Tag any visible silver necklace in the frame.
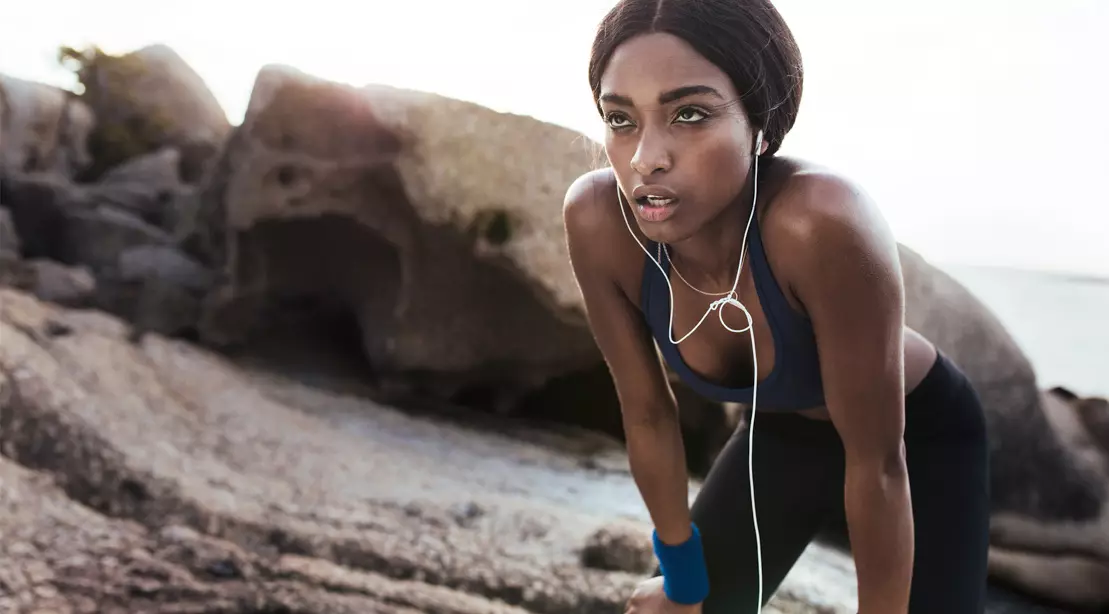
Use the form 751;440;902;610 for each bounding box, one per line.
659;242;746;298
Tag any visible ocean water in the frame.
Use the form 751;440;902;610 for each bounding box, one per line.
945;264;1108;398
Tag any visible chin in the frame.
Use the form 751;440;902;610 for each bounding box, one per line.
634;212;697;245
636;221;693;246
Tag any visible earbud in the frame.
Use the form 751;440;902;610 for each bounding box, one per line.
755;129;764;156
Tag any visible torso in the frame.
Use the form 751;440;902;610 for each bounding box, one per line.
596;158;937;421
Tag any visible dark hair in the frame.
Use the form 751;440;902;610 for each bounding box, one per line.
588;0;803;157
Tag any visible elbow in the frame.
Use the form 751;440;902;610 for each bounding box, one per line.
848;440;908;486
880;440;908;480
621;399;679;432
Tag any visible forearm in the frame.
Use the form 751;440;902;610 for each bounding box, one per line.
623;411;693;544
845;448;914;614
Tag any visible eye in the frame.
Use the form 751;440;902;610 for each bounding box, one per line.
605;112;634;130
674;106;708;123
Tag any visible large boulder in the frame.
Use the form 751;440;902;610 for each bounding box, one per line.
60;44;230;182
189;65;603;405
181;67;730;473
0;73;95;177
899;245;1109;609
984;386;1109;610
899;244;1108;531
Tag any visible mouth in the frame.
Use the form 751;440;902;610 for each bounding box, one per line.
635;195;680;222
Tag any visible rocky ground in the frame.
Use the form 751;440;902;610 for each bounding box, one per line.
0;288;860;613
0;453;541;614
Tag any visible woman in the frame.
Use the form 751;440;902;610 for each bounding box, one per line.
563;1;991;612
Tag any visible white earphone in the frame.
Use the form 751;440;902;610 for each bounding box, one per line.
617;127;767;612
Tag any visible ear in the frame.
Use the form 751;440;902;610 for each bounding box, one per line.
759;139;770;155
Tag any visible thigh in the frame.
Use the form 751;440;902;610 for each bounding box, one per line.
905;372;991;613
689;413;845;613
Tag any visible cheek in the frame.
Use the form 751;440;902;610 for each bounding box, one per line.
603;135;632;165
688;137;746;195
603;138;635;189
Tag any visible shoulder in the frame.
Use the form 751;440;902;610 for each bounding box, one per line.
762;159;902;304
765;160;889;250
563;167;649;302
563;167;619;233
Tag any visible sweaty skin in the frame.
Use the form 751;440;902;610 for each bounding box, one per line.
564;32;937;613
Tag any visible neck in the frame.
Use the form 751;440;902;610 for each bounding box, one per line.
667;185;756;293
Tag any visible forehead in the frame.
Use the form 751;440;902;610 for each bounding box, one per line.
599;32;736;102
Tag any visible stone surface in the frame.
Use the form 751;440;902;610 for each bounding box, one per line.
61;44;230;182
1;170;214;335
0;73;95;177
899;246;1109;563
580;522;654;573
87;146;190;230
0;452;541;613
0;255;96;307
189;65;601;393
0;287;856;614
0;206;20;256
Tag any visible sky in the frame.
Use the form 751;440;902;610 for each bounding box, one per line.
2;0;1106;277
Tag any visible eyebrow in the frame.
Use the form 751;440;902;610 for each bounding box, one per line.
599;84;725;107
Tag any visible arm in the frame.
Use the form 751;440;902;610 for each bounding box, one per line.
787;175;913;613
563;172;694;547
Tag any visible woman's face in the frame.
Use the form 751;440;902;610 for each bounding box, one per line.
598;32;760;244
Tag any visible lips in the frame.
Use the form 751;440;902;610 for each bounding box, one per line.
632;184;680;222
632;184;679;201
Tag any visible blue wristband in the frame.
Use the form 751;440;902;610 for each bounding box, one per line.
652;523;710;604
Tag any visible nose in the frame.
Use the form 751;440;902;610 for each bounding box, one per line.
630;128;672;176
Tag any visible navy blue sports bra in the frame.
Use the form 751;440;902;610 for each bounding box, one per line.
640;209;826;411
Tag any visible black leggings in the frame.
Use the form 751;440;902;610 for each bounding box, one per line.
669;352;991;613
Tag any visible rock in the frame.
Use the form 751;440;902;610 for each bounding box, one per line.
899;245;1109;536
987;546;1109;612
580;523;653;573
57;206;173;272
0;73;95;177
0;448;538;613
180;66;733;475
89;147;190;229
0;255;96;307
0;170;215;336
1;159;191;262
0;287;852;614
60;44;230;182
190;65;602;402
0;206;19;256
87;238;215;339
117;244;213;291
1075;395;1109;454
0;171;88;260
898;245;1109;610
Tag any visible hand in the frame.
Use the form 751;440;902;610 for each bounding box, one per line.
625;577;703;614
